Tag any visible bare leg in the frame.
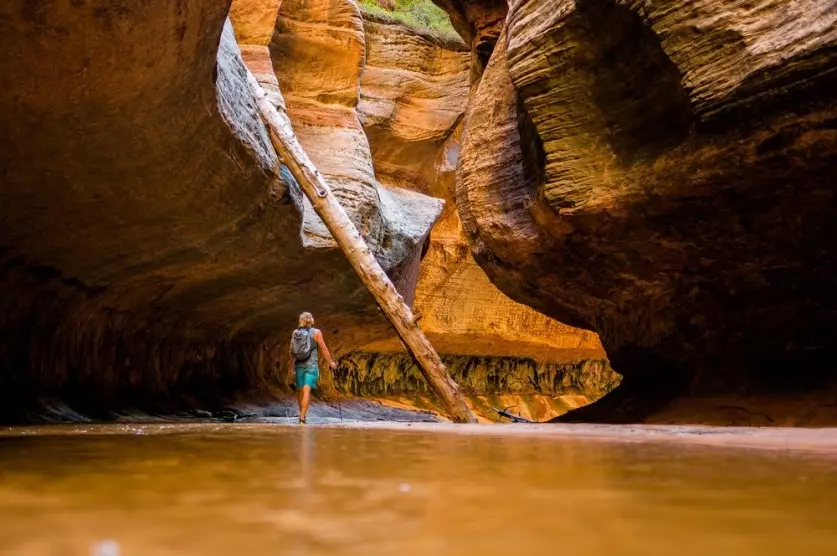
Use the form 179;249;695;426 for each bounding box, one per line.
297;387;304;421
300;385;312;422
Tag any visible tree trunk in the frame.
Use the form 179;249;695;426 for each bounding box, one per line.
245;70;477;423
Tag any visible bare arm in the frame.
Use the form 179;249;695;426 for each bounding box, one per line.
313;329;336;369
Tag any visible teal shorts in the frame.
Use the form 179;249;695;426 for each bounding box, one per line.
294;365;319;390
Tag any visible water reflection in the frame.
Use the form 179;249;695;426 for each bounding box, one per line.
0;424;835;555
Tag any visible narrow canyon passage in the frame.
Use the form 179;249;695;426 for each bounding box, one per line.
0;0;836;421
2;0;837;553
0;0;617;424
0;0;835;421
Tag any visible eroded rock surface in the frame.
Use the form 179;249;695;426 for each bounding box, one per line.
431;0;507;79
0;1;439;419
356;16;599;360
455;0;837;422
228;1;612;418
336;352;618;421
270;0;444;294
359;14;469;194
350;14;612;418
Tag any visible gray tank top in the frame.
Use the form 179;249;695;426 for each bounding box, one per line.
295;327;318;368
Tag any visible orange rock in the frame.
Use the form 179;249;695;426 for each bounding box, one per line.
232;0;610;408
355;17;606;366
229;0;281;45
0;1;442;415
454;0;837;422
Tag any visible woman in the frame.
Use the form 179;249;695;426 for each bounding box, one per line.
289;312;336;424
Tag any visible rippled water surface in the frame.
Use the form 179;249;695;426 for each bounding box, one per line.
1;423;836;555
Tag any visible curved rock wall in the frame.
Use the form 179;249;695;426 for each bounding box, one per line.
0;1;440;419
228;0;613;418
350;13;612;418
430;0;507;79
356;15;602;362
0;0;631;421
270;0;444;295
455;0;837;422
359;14;470;195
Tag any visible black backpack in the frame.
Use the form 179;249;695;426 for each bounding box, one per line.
290;328;314;362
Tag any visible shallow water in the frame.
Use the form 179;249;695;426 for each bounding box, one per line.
1;423;836;555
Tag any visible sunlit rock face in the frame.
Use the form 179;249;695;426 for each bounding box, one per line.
229;0;611;417
336;352;619;422
353;16;606;371
0;1;440;419
230;0;281;45
359;14;470;196
269;0;444;296
454;0;837;422
352;15;612;420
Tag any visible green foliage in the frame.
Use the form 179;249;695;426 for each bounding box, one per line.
358;0;460;41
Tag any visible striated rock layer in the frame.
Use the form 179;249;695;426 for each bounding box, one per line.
351;13;612;417
336;351;619;421
228;0;612;418
431;0;508;80
0;0;620;421
269;0;445;301
454;0;837;423
0;1;440;420
359;13;470;195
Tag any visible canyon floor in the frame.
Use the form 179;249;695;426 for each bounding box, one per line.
2;421;837;555
9;406;837;454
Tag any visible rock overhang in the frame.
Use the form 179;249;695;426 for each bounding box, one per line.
0;0;445;415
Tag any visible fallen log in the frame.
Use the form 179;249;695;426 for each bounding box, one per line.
245;70;477;423
493;407;534;423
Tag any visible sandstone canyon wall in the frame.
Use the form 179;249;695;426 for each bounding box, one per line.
230;0;615;421
452;0;837;424
0;0;442;420
3;0;829;426
0;0;613;422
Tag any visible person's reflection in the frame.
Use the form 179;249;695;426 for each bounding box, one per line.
286;427;317;556
299;426;314;490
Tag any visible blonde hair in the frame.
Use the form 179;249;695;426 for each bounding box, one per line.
298;312;314;327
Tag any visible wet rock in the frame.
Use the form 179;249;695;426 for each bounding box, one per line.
335;351;619;420
230;0;607;381
453;0;837;421
0;1;441;418
191;410;214;419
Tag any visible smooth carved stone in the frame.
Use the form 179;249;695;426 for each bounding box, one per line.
229;0;601;370
0;1;441;416
359;15;469;193
357;20;605;364
457;0;837;420
229;0;282;45
270;0;444;289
